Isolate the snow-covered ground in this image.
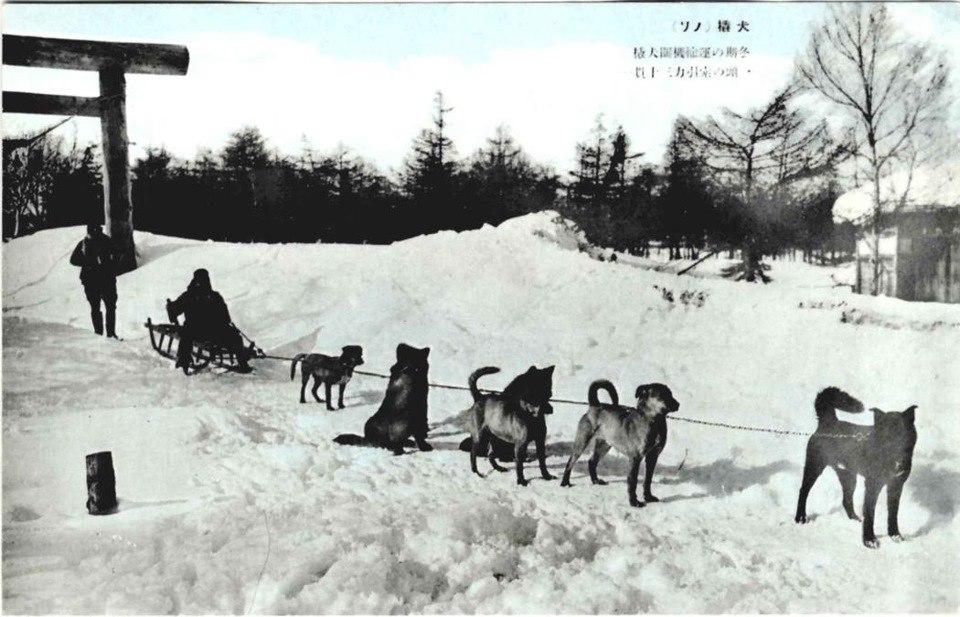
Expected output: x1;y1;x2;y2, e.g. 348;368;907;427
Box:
3;212;959;613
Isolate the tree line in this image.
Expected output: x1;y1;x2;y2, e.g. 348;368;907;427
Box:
1;95;853;267
3;5;951;284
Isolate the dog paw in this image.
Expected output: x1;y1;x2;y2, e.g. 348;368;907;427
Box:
517;479;530;487
644;494;660;503
560;479;572;487
795;514;808;524
890;533;904;543
863;538;880;549
417;443;434;452
337;404;345;410
848;513;863;522
630;500;646;508
592;478;608;486
541;473;556;481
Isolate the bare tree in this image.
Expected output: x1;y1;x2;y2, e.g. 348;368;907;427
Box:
680;85;845;281
796;4;952;294
3;135;70;238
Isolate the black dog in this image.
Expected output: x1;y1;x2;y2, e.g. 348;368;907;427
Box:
467;366;556;486
334;343;432;454
795;387;917;549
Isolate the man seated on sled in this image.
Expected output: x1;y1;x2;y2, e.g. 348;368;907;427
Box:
166;268;252;373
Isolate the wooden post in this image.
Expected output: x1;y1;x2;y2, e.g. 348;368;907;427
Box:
2;35;189;272
98;66;136;273
86;451;117;515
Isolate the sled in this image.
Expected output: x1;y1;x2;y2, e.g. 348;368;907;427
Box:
144;317;264;375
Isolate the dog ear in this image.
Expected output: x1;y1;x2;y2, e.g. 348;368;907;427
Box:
635;385;649;400
543;365;555;376
904;405;917;423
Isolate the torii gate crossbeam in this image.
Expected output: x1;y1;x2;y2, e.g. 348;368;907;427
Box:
2;34;189;272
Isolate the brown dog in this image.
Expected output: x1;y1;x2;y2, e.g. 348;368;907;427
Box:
290;346;364;409
561;380;679;507
468;366;556;486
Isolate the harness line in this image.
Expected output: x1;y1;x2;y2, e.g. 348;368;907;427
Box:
254;349;860;440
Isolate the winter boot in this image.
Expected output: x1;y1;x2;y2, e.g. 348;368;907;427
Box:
105;305;117;339
236;345;253;373
90;307;104;336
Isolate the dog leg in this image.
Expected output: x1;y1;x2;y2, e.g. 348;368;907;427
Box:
627;456;645;507
337;383;346;409
795;443;826;523
471;430;488;478
311;379;323;404
643;446;662;502
515;440;530;486
862;478;883;548
300;373;309;404
834;467;861;521
324;382;335;411
415;433;433;452
536;437;554;481
561;418;593;487
489;449;509;472
588;440;611;486
886;478;905;541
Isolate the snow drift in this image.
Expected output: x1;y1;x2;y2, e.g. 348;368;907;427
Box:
3;212;960;612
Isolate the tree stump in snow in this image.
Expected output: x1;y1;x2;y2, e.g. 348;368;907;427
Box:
86;451;117;515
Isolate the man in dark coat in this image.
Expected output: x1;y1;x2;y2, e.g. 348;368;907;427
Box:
70;223;120;338
167;269;251;373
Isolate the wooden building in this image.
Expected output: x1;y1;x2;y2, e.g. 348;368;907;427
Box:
855;206;960;303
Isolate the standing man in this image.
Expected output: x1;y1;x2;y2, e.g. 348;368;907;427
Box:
70;223;120;339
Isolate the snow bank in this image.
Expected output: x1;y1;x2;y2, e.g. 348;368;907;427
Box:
3;213;960;612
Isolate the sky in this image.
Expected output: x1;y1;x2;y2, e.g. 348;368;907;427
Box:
2;3;959;174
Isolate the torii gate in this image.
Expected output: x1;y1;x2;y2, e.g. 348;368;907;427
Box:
2;34;189;272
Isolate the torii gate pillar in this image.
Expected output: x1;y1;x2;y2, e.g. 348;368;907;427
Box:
97;66;135;271
3;34;189;273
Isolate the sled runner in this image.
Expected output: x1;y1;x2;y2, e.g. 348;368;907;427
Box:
144;317;264;374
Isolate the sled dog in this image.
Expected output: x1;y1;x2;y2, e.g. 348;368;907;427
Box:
468;366;556;486
334;343;431;454
795;387;917;549
561;380;679;508
290;346;364;409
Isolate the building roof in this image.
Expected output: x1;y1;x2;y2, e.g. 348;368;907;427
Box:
833;160;960;221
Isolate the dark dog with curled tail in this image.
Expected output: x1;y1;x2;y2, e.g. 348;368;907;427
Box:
334;343;432;455
795;387;917;549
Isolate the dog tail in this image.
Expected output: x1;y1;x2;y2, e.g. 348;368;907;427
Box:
290;354;306;380
814;387;864;421
333;433;367;446
469;367;501;402
588;379;619;407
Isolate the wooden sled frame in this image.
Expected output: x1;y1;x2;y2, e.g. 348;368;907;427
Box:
144;318;263;374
